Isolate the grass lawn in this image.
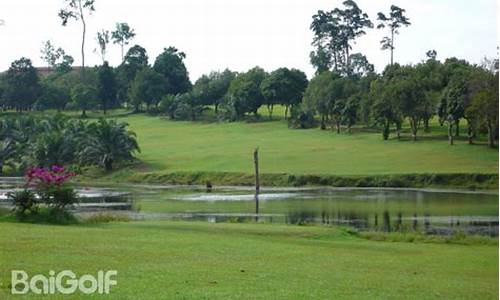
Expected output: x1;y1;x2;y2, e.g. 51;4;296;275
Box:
0;221;497;299
113;111;498;175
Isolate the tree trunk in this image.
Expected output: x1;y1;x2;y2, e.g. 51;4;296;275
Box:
467;120;473;145
284;105;289;120
345;42;350;74
121;43;124;62
0;162;3;176
320;115;326;130
448;123;454;145
411;119;418;141
454;119;460;137
382;120;390;140
396;122;401;139
424;118;430;132
81;109;87;118
390;28;394;66
215;103;219;114
79;1;86;79
336;120;340;134
104;159;113;172
267;104;273;120
487;121;495;148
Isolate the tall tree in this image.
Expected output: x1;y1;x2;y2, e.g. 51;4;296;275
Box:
95;29;110;64
59;0;96;77
40;40;59;68
97;62;117;114
370;78;401;140
128;68;166;112
116;45;149;104
71;83;98;117
153;47;191;95
261;68;308;120
333;0;373;74
377;5;411;66
112;22;136;62
310;1;372;75
466;73;499;148
303;71;338;130
3;58;41;111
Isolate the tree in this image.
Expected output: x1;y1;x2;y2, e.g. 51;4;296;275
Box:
40;41;74;74
95;29;110;63
466;73;499;148
79;119;140;171
111;22;136;62
159;94;178;119
208;69;236;114
370;79;401;140
225;67;266;120
192;70;237;115
37;81;70;111
153;47;191;95
261;68;307;120
71;83;98;117
59;0;96;77
40;40;60;68
116;44;148;104
377;5;411;65
55;54;75;74
128;68;166;112
303;71;337;130
414;57;445;132
172;92;202;121
310;1;373;75
393;75;425;140
349;53;374;78
97;62;117;114
333;0;373;74
0;118;19;175
32;131;77;167
3;58;41;111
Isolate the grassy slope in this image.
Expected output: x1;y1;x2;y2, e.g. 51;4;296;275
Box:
0;221;497;299
119;112;497;175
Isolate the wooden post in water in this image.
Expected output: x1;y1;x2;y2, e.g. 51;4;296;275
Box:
253;148;260;218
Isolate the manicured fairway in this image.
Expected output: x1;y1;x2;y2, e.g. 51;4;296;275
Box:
117;113;498;175
0;221;497;299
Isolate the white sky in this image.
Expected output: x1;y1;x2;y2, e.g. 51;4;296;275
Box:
0;0;498;80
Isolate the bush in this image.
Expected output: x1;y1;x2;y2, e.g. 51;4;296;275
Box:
288;104;316;129
8;165;79;222
6;189;38;218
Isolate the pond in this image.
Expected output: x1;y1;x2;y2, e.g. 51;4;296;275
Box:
0;177;498;236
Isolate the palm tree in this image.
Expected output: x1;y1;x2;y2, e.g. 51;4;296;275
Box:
79;119;140;171
0;139;16;175
0;118;20;175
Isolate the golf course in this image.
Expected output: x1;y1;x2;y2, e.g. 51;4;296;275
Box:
0;0;498;298
66;109;496;189
0;221;498;300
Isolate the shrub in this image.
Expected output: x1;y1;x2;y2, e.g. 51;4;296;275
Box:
26;165;77;212
6;189;38;218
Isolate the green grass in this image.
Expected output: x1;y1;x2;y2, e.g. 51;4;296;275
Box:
119;113;497;175
3;108;498;187
0;220;497;299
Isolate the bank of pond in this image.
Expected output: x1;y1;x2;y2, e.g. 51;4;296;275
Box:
0;177;497;238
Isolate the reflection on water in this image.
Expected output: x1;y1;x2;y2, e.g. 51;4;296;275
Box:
0;178;498;236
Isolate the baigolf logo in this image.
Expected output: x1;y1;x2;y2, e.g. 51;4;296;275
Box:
11;270;117;295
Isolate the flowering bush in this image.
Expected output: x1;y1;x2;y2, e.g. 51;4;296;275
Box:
26;166;76;187
26;166;78;212
9;166;78;220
